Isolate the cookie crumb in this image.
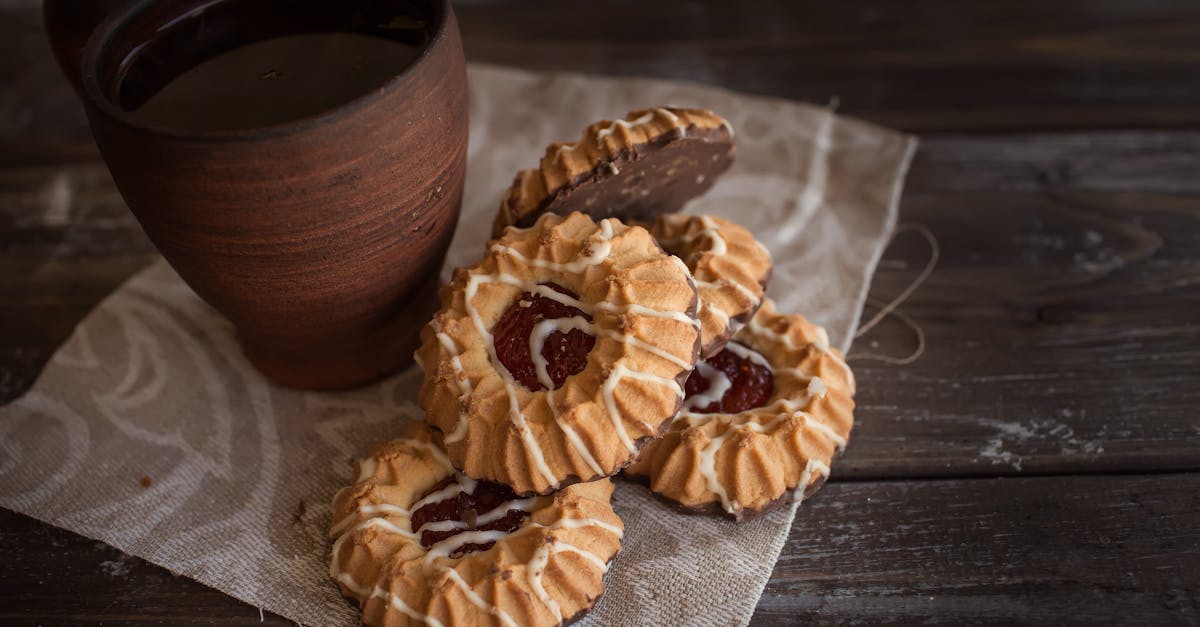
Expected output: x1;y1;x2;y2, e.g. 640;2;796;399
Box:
139;475;152;488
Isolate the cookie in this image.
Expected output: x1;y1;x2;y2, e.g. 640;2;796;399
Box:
649;214;772;358
493;107;735;237
417;211;701;495
625;298;855;520
330;422;624;627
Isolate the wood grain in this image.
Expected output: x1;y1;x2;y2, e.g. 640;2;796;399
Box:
1;0;1198;624
3;474;1196;625
454;0;1200;133
0;508;290;625
839;134;1200;478
3;135;1196;476
752;474;1200;625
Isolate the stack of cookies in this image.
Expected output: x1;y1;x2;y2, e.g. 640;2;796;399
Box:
329;108;857;626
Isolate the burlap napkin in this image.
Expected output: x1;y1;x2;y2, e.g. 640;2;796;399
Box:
0;64;915;625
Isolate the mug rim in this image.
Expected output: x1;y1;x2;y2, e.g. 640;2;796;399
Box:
79;0;453;142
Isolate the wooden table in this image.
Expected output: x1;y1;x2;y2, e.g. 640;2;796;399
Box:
2;1;1198;624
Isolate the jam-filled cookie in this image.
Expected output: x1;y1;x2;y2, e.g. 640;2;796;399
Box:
493;107;735;237
625;299;855;520
330;422;624;627
649;214;772;358
418;211;701;495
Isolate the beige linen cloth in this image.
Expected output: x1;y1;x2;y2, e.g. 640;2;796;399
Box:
0;65;914;625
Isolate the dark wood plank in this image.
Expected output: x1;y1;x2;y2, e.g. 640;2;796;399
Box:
0;161;156;400
4;474;1196;625
752;473;1200;625
3;134;1196;477
0;509;290;625
837;133;1200;478
0;1;1198;625
6;1;1200;144
454;0;1200;133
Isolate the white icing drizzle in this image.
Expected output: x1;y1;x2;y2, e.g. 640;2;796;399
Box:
420;440;457;471
692;412;794;515
595;327;693;369
357;516;419;540
443;568;519;627
337;514;620;624
477;498;537;525
445;217;694;489
814;326;831;352
464;273;561;488
526;541;562;622
337;574;444;627
697;216;728;255
772;369;829;401
743;316;792;348
546;387;606;477
701;300;729;325
330;503;411;536
654;107;683;127
552;542;611;572
682;342;770;413
695;278;760;303
792;459;832;504
602;364;684;453
772;398;847;450
423;529;513;566
530;316;593;390
682;361;731;412
411;473;479;513
551;108;716;170
331;451;623;627
807;376;827;399
355;457;378;482
516;170;538;202
368;436;455;474
491;218;614;275
417;513;622;620
543;516;625;537
436;331;473;444
522;519;624;622
773;366;809;379
417;519;468;534
329;513;418;574
595;300;700;328
803;413;847;451
756;322;854;393
696;427;737;514
667;327;851;513
722;341;773;370
594;110;657;142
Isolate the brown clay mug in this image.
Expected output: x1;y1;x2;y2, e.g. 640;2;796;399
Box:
44;0;468;390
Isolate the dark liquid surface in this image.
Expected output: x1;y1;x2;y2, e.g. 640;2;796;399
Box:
116;0;432;132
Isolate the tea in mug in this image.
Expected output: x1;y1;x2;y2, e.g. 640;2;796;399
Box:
116;0;433;132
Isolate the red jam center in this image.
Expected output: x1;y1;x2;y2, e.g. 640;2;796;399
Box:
684;342;775;413
409;478;530;556
492;282;596;391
